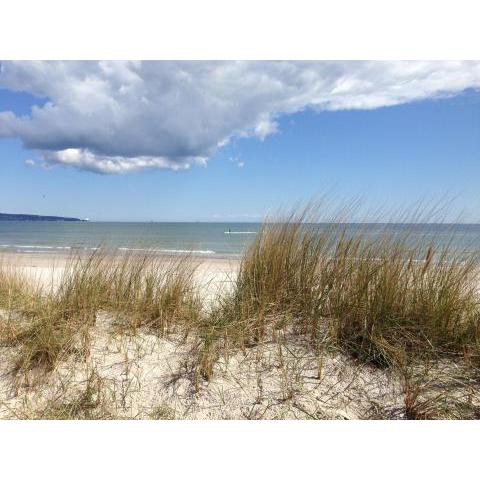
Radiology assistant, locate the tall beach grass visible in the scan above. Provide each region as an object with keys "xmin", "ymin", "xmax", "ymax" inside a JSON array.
[
  {"xmin": 0, "ymin": 250, "xmax": 199, "ymax": 374},
  {"xmin": 196, "ymin": 206, "xmax": 480, "ymax": 378}
]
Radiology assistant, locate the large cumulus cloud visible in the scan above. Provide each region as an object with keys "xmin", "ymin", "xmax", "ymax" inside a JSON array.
[{"xmin": 1, "ymin": 61, "xmax": 480, "ymax": 174}]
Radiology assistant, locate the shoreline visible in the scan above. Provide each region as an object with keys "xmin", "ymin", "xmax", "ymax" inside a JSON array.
[{"xmin": 0, "ymin": 247, "xmax": 242, "ymax": 261}]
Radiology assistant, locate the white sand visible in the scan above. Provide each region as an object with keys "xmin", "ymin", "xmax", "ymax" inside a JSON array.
[
  {"xmin": 1, "ymin": 252, "xmax": 477, "ymax": 419},
  {"xmin": 0, "ymin": 310, "xmax": 404, "ymax": 419}
]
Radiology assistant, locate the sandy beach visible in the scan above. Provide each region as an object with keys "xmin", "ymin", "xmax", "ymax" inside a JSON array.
[{"xmin": 0, "ymin": 251, "xmax": 240, "ymax": 303}]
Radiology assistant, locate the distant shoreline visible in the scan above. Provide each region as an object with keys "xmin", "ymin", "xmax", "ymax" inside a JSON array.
[{"xmin": 0, "ymin": 212, "xmax": 84, "ymax": 222}]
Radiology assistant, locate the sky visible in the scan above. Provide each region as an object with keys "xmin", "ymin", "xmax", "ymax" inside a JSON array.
[{"xmin": 0, "ymin": 61, "xmax": 479, "ymax": 222}]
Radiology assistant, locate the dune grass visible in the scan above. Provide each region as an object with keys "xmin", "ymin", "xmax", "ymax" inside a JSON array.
[
  {"xmin": 0, "ymin": 261, "xmax": 42, "ymax": 319},
  {"xmin": 1, "ymin": 252, "xmax": 110, "ymax": 373},
  {"xmin": 195, "ymin": 208, "xmax": 480, "ymax": 378},
  {"xmin": 327, "ymin": 237, "xmax": 480, "ymax": 366},
  {"xmin": 104, "ymin": 253, "xmax": 201, "ymax": 334},
  {"xmin": 0, "ymin": 250, "xmax": 199, "ymax": 374}
]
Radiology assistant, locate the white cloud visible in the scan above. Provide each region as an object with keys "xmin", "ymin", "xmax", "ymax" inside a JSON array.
[
  {"xmin": 1, "ymin": 61, "xmax": 480, "ymax": 174},
  {"xmin": 42, "ymin": 148, "xmax": 202, "ymax": 174},
  {"xmin": 237, "ymin": 161, "xmax": 245, "ymax": 168},
  {"xmin": 24, "ymin": 158, "xmax": 35, "ymax": 167}
]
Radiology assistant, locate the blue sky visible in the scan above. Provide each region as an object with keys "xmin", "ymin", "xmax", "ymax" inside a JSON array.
[{"xmin": 0, "ymin": 61, "xmax": 479, "ymax": 222}]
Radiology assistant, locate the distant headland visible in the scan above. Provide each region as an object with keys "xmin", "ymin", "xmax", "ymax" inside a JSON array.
[{"xmin": 0, "ymin": 213, "xmax": 85, "ymax": 222}]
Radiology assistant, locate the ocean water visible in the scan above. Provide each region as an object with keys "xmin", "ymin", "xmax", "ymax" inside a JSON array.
[
  {"xmin": 0, "ymin": 221, "xmax": 480, "ymax": 257},
  {"xmin": 0, "ymin": 222, "xmax": 259, "ymax": 257}
]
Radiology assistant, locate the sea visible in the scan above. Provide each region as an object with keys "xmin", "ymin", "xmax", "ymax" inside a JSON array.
[{"xmin": 1, "ymin": 221, "xmax": 480, "ymax": 258}]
